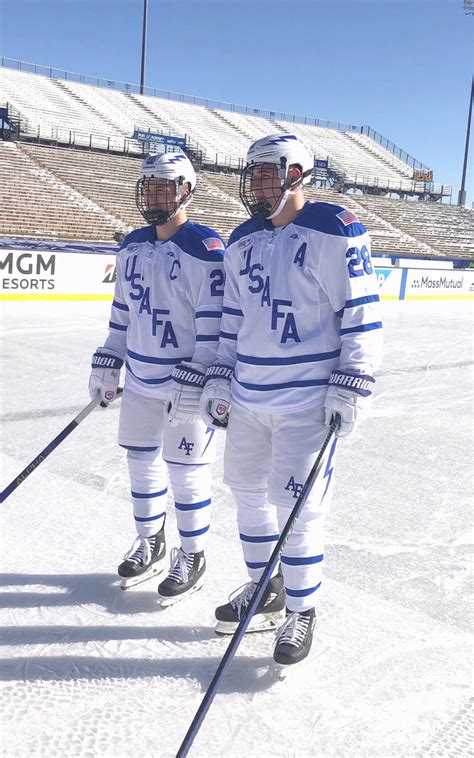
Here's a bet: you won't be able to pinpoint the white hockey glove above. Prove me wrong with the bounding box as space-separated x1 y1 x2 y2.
199 365 233 429
89 348 124 406
167 362 206 426
324 369 375 438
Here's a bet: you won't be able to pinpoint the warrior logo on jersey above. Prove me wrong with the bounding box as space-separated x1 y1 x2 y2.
178 437 195 456
285 476 304 499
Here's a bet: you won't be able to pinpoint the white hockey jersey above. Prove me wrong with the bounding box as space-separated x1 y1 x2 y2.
103 222 225 400
215 202 383 412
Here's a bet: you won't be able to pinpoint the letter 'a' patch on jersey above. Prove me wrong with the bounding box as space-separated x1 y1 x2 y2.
336 209 359 226
203 237 225 251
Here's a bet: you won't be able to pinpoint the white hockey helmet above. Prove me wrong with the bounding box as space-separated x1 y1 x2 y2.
239 134 314 220
136 151 196 225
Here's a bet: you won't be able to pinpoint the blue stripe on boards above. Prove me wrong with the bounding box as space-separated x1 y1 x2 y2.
236 349 340 366
239 533 279 543
175 498 211 511
132 488 168 499
281 554 324 566
285 582 322 598
340 321 382 336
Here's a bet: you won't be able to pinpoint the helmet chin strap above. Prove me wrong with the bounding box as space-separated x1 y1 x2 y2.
266 181 302 220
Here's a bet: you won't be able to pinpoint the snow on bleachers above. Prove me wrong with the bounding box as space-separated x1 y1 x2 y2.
1 67 425 185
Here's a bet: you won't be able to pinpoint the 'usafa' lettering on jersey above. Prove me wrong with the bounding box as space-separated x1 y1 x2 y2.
285 476 303 499
239 247 265 294
178 437 195 455
271 299 300 343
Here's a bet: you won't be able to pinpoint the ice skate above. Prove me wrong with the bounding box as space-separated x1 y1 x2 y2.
273 607 316 676
118 527 166 589
157 547 206 606
215 572 285 635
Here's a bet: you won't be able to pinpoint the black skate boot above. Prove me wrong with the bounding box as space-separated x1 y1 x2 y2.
157 547 206 606
215 572 285 635
273 607 316 666
118 524 166 590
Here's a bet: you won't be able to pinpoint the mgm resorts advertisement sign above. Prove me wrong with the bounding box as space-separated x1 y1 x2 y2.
0 247 118 300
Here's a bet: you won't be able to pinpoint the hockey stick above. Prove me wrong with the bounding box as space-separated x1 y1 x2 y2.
176 419 338 758
0 388 123 504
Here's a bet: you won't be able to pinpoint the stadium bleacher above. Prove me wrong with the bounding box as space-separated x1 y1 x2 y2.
0 63 472 259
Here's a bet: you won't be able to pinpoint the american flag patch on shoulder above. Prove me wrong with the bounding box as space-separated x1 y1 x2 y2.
203 237 225 251
336 209 359 226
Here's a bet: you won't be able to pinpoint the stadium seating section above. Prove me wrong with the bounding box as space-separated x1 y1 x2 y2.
0 67 472 259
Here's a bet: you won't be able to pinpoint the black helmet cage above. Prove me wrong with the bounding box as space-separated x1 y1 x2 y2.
239 158 309 219
135 176 192 226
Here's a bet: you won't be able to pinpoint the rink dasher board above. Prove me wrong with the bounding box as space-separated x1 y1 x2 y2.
0 248 472 301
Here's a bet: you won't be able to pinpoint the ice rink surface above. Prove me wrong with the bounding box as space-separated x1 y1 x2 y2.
1 298 473 758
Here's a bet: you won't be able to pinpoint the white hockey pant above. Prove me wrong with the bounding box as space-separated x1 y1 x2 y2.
224 401 338 613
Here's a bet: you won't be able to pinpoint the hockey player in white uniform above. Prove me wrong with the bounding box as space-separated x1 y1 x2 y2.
200 134 383 665
89 152 225 603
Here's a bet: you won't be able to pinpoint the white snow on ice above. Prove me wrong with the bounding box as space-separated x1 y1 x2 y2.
0 299 473 758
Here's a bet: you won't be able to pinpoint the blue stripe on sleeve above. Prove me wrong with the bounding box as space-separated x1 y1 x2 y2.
195 311 222 319
220 331 238 341
109 321 128 331
112 300 129 311
223 306 244 317
340 321 383 335
196 334 219 342
245 561 268 569
344 294 380 309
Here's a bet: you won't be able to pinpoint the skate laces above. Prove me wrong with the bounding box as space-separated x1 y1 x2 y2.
123 535 155 566
167 547 193 584
228 581 257 617
274 611 311 648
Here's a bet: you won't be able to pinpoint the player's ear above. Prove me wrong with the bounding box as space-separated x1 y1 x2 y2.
288 165 302 182
182 182 191 199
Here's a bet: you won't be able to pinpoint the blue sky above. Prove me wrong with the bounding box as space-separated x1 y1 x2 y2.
1 0 473 203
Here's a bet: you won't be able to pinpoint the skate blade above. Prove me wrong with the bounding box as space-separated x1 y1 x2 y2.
157 577 205 607
120 562 165 590
215 611 284 636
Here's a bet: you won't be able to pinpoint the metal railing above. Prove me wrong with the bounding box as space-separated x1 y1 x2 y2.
1 57 431 173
